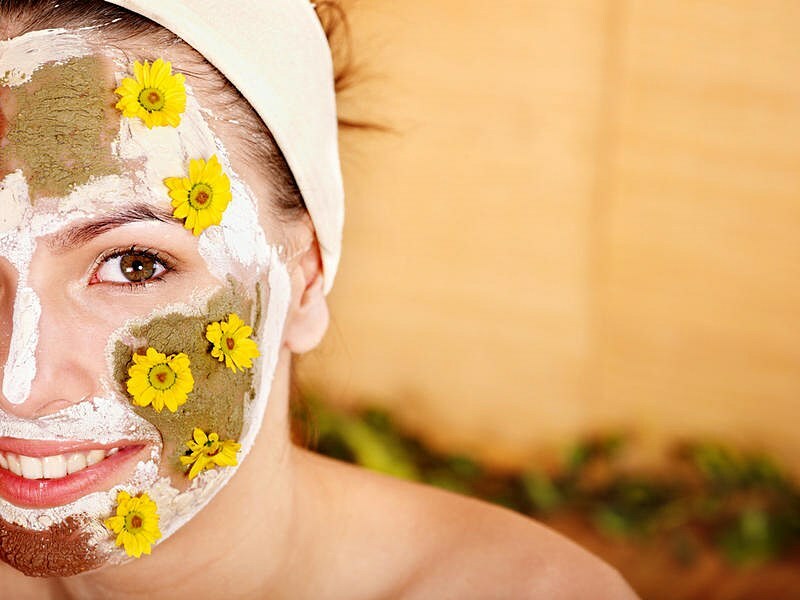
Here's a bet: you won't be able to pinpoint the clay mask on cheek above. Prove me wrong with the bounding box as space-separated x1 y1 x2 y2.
0 29 292 576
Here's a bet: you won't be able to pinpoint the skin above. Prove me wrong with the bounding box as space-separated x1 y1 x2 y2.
0 35 639 600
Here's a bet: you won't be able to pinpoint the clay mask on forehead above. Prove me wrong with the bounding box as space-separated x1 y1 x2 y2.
0 29 291 576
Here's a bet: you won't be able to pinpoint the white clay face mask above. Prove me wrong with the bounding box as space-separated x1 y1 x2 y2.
0 29 290 576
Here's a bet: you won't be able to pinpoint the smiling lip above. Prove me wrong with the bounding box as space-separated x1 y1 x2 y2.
0 438 148 509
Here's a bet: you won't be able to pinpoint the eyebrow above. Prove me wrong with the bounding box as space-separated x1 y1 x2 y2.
47 203 176 251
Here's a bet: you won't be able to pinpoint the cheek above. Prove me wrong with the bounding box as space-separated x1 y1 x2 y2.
111 280 263 480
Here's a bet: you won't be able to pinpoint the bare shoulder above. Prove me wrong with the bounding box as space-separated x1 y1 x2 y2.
389 476 639 599
297 450 639 599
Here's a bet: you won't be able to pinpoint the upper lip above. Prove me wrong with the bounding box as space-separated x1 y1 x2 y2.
0 437 140 457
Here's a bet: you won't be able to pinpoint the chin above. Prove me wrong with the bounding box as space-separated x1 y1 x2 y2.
0 514 106 577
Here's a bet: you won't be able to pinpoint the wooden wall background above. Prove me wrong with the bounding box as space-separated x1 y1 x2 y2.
298 0 800 472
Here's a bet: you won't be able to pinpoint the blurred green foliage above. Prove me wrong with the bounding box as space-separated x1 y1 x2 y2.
305 400 800 566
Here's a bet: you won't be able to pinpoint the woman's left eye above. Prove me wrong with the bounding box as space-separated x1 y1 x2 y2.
93 250 168 285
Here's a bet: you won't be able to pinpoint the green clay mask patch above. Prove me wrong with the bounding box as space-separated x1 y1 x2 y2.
112 284 256 473
0 56 118 199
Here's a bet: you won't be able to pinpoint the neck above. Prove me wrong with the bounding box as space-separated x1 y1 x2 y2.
54 349 306 599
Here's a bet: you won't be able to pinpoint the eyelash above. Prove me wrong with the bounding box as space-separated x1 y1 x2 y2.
89 245 177 290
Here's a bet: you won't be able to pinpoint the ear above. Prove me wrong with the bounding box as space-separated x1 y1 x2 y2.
284 239 330 354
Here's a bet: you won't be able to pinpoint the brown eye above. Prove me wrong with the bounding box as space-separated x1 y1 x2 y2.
95 250 167 285
119 252 155 282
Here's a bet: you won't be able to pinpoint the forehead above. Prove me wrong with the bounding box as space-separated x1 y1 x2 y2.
0 30 225 219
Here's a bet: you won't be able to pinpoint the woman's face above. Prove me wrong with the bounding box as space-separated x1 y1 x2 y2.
0 29 291 576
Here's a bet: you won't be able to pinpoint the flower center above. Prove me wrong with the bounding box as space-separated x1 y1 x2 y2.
125 512 145 531
148 363 176 391
189 183 214 210
226 337 235 350
138 87 166 112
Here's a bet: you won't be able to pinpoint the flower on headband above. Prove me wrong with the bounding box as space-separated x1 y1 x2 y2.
165 155 232 236
115 58 187 128
126 347 194 413
206 313 260 373
180 428 241 480
104 491 162 558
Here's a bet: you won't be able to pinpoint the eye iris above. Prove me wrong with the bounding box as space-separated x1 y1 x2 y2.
119 253 156 283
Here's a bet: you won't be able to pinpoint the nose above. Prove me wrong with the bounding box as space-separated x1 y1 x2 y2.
0 258 95 419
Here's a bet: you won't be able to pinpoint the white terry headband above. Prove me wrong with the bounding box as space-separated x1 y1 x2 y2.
104 0 344 294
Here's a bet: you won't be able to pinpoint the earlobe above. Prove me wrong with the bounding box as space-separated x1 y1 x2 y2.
284 244 330 354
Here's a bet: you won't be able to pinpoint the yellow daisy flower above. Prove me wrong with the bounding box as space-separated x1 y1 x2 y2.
114 58 187 128
126 347 194 413
164 155 232 236
180 428 241 480
205 313 260 373
104 491 162 558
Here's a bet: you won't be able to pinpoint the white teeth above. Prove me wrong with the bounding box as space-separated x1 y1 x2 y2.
7 453 21 477
42 455 67 479
66 452 87 475
86 449 105 466
19 455 43 479
0 447 122 480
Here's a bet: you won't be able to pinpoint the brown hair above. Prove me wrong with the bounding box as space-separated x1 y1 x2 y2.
0 0 356 222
